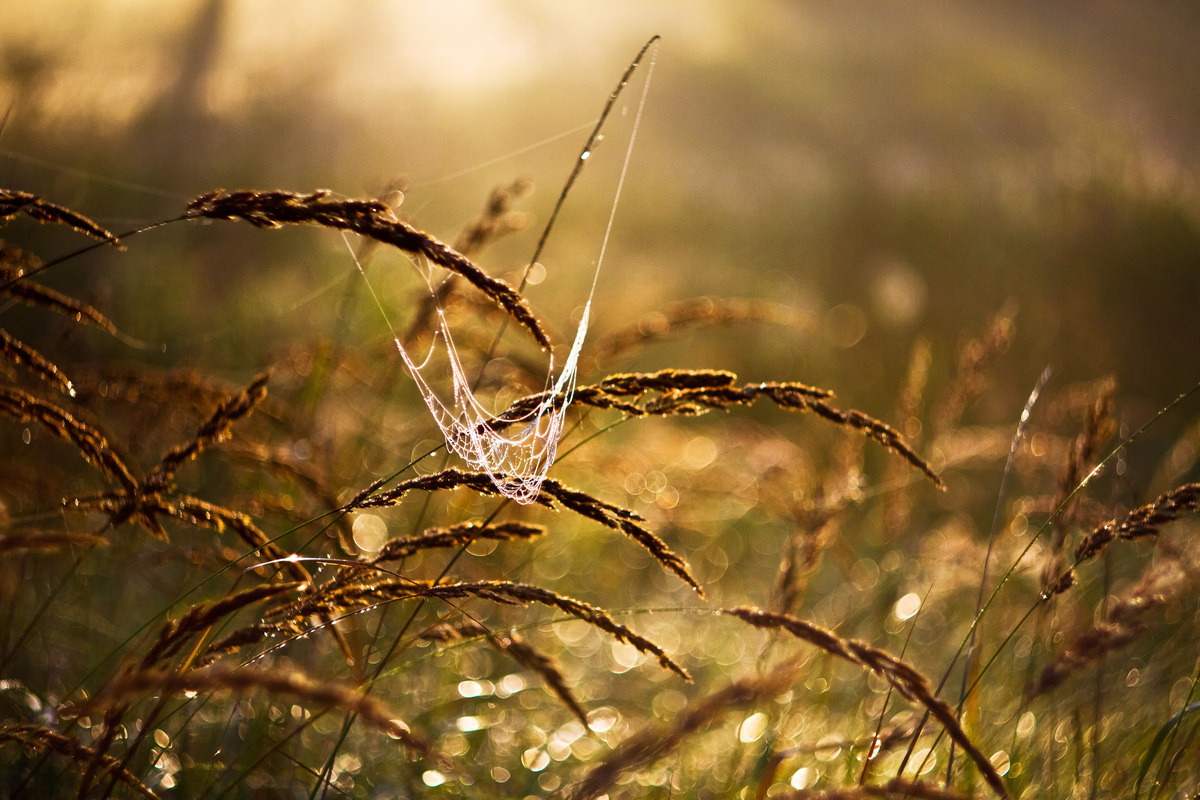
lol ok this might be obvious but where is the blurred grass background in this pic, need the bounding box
[3,4,1200,795]
[2,1,1197,431]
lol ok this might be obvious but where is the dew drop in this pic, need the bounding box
[894,592,921,621]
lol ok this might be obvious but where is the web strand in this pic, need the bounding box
[389,36,659,504]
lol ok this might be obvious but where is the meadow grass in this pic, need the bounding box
[2,38,1200,800]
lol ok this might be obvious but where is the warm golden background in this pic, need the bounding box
[4,2,1198,412]
[4,3,1200,798]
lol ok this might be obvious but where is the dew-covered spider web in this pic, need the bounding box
[359,37,658,504]
[395,298,592,504]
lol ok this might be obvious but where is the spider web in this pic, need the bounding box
[395,301,590,504]
[384,38,658,504]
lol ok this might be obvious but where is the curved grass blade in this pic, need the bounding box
[1134,700,1200,799]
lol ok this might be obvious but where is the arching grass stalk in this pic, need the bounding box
[947,366,1051,783]
[0,216,186,293]
[1136,659,1200,800]
[900,376,1200,785]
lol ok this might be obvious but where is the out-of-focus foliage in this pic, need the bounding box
[2,3,1200,798]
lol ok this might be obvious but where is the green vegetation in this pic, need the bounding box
[3,6,1200,799]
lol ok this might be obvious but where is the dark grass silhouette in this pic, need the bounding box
[2,34,1200,800]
